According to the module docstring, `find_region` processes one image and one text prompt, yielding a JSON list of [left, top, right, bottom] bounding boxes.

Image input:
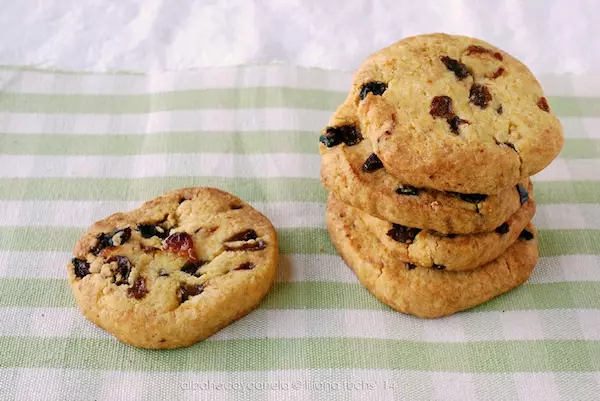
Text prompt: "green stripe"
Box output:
[[0, 178, 598, 204], [0, 133, 595, 158], [1, 278, 599, 312], [0, 131, 319, 155], [0, 336, 597, 372], [0, 227, 336, 254], [0, 88, 344, 113], [0, 90, 596, 116]]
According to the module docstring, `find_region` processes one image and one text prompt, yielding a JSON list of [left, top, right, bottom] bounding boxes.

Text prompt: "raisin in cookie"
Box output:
[[327, 198, 538, 318], [329, 193, 535, 271], [67, 187, 278, 349], [350, 33, 563, 194], [320, 114, 532, 233]]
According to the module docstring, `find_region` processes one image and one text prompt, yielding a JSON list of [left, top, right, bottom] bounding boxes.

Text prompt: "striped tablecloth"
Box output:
[[0, 64, 599, 400]]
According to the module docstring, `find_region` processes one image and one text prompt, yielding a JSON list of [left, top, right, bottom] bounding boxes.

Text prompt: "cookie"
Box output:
[[341, 33, 563, 194], [326, 197, 538, 318], [320, 127, 532, 234], [67, 187, 278, 349], [329, 192, 535, 271]]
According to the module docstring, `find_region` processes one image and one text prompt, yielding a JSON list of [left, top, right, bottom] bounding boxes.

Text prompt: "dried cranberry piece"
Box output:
[[320, 125, 363, 148], [108, 255, 132, 285], [466, 45, 503, 60], [127, 278, 147, 299], [396, 186, 420, 196], [469, 84, 492, 109], [430, 96, 454, 118], [447, 116, 469, 134], [179, 283, 205, 303], [236, 262, 256, 270], [226, 229, 258, 242], [537, 97, 550, 112], [490, 67, 505, 79], [440, 56, 470, 79], [164, 232, 197, 261], [495, 222, 510, 234], [519, 229, 534, 240], [72, 258, 90, 278], [516, 184, 529, 205], [359, 82, 387, 100], [386, 224, 421, 244], [362, 153, 384, 172]]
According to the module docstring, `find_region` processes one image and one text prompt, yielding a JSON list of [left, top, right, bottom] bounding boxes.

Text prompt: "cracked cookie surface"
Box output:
[[67, 187, 278, 349], [320, 126, 532, 233], [347, 33, 563, 194], [326, 197, 538, 318], [328, 193, 535, 271]]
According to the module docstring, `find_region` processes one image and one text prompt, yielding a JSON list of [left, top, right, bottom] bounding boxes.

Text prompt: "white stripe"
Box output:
[[1, 154, 594, 181], [1, 307, 598, 343], [1, 252, 598, 285], [4, 201, 598, 230], [1, 68, 597, 96], [0, 153, 321, 178], [562, 117, 600, 139], [0, 65, 352, 94], [0, 109, 331, 134], [532, 158, 600, 181]]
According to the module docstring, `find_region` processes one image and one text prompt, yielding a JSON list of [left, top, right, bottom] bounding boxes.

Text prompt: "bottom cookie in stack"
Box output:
[[326, 195, 539, 318]]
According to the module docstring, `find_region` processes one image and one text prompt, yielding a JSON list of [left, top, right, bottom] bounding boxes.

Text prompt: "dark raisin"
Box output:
[[180, 260, 206, 276], [231, 204, 243, 210], [447, 116, 469, 134], [430, 96, 454, 118], [138, 224, 169, 239], [180, 283, 205, 303], [236, 262, 256, 270], [320, 125, 363, 148], [440, 56, 469, 79], [108, 255, 132, 285], [469, 84, 492, 109], [519, 229, 534, 240], [537, 97, 550, 112], [497, 105, 503, 115], [224, 239, 267, 252], [386, 224, 421, 244], [453, 193, 488, 203], [446, 234, 457, 239], [164, 232, 197, 261], [396, 186, 420, 196], [90, 233, 113, 255], [359, 81, 387, 100], [433, 264, 446, 270], [127, 278, 147, 299], [406, 263, 416, 270], [362, 153, 384, 172], [112, 227, 132, 245], [491, 67, 505, 79], [466, 45, 503, 60], [516, 184, 529, 205], [72, 258, 90, 278], [495, 222, 510, 234], [226, 229, 258, 242]]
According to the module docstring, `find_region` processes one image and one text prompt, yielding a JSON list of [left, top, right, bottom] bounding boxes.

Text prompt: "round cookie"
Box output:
[[334, 33, 563, 194], [66, 187, 278, 349], [326, 197, 538, 318], [320, 122, 533, 234], [329, 193, 535, 271]]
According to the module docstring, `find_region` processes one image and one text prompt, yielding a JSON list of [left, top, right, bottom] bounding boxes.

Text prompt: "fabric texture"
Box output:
[[0, 64, 599, 400]]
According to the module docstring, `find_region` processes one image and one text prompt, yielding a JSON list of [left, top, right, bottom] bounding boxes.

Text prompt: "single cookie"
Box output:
[[344, 33, 563, 194], [326, 197, 538, 318], [320, 127, 532, 234], [67, 187, 278, 349], [329, 193, 535, 271]]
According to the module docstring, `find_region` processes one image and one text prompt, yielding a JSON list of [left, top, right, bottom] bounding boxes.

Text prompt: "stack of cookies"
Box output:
[[319, 34, 564, 318]]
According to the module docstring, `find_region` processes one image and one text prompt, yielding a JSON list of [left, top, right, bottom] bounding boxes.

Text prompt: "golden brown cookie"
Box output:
[[320, 130, 532, 234], [328, 193, 535, 271], [66, 187, 278, 349], [322, 33, 563, 195], [326, 196, 538, 318]]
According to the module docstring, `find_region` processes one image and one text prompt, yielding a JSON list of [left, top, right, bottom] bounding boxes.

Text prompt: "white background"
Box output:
[[1, 0, 599, 74]]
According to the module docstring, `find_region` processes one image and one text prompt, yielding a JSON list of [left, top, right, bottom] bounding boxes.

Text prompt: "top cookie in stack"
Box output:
[[319, 33, 564, 317]]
